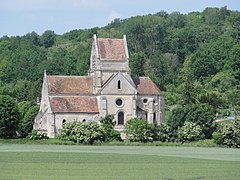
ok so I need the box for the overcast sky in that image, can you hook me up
[0,0,239,37]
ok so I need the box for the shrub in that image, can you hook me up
[60,121,106,145]
[213,120,240,148]
[168,104,215,139]
[18,105,39,138]
[154,124,174,142]
[100,115,122,142]
[177,122,202,143]
[27,131,49,140]
[184,103,215,139]
[125,118,153,142]
[59,121,78,141]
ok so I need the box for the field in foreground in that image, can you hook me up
[0,145,239,180]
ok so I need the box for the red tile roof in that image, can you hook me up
[47,76,93,95]
[97,38,127,61]
[133,77,161,95]
[50,96,99,113]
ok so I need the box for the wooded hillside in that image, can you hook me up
[0,7,239,120]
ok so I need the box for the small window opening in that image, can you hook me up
[153,113,156,124]
[117,80,121,90]
[116,98,123,107]
[143,98,148,104]
[118,111,124,125]
[62,119,66,126]
[82,119,86,123]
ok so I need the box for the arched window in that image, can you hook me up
[118,111,124,125]
[117,80,121,90]
[62,119,66,126]
[153,113,156,124]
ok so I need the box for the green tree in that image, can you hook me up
[0,95,20,138]
[18,105,39,138]
[185,104,215,139]
[181,56,196,105]
[125,118,153,142]
[13,80,40,102]
[167,106,187,133]
[227,45,240,80]
[130,52,145,76]
[100,115,122,142]
[41,30,56,48]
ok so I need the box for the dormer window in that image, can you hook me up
[117,80,121,90]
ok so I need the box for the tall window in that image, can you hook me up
[62,119,66,127]
[118,111,124,125]
[153,113,156,124]
[117,80,121,90]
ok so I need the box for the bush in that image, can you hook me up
[100,115,122,142]
[168,104,216,139]
[154,124,176,142]
[18,105,39,138]
[27,131,49,140]
[177,122,202,143]
[60,121,106,145]
[125,118,154,142]
[213,120,240,148]
[184,104,215,139]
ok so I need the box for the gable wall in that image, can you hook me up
[101,73,136,95]
[100,94,137,126]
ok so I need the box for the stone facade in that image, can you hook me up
[34,34,165,138]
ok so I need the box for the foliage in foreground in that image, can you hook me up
[0,95,20,138]
[168,104,216,139]
[59,121,106,145]
[125,118,154,142]
[27,131,49,140]
[125,118,204,144]
[18,101,39,138]
[177,122,202,143]
[213,120,240,148]
[59,115,122,145]
[100,115,122,142]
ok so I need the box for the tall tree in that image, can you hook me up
[41,30,56,48]
[181,56,196,105]
[0,95,20,138]
[130,52,145,76]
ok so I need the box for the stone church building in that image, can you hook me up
[34,34,165,138]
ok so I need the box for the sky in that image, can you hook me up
[0,0,239,37]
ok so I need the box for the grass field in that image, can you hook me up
[0,144,239,180]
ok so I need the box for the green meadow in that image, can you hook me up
[0,144,239,180]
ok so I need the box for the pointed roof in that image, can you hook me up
[50,96,98,113]
[47,76,93,95]
[96,35,129,61]
[133,77,161,95]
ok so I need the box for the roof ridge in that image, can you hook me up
[47,75,91,78]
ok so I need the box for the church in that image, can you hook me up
[34,34,165,138]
